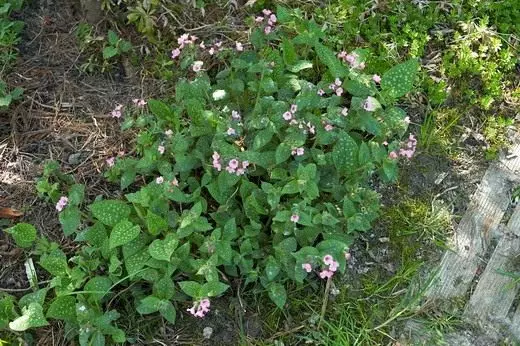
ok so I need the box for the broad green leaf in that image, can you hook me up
[109,220,141,249]
[178,281,202,298]
[281,38,297,65]
[124,249,150,276]
[159,301,176,323]
[91,200,131,226]
[265,257,280,281]
[148,99,180,131]
[102,46,118,59]
[68,184,85,206]
[46,296,76,320]
[59,206,81,236]
[107,30,118,45]
[332,134,358,174]
[154,276,175,300]
[253,127,275,150]
[287,61,313,73]
[314,42,347,78]
[267,283,286,309]
[381,59,419,99]
[39,249,68,277]
[146,211,168,236]
[84,276,112,301]
[148,234,178,261]
[136,296,161,314]
[0,295,17,329]
[84,222,108,247]
[200,281,229,297]
[7,223,36,248]
[275,143,291,164]
[9,303,48,331]
[18,288,49,309]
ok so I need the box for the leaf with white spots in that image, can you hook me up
[6,223,36,248]
[264,256,280,281]
[381,59,419,99]
[9,303,49,331]
[267,283,286,309]
[84,276,112,301]
[148,234,179,262]
[90,200,131,226]
[39,249,68,277]
[109,220,141,249]
[46,296,76,320]
[332,134,358,174]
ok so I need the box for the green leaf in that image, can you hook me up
[39,249,68,277]
[287,61,313,73]
[282,38,297,65]
[154,276,175,300]
[275,143,291,164]
[124,249,150,276]
[103,46,118,59]
[46,296,76,320]
[84,222,107,247]
[136,296,161,314]
[9,303,49,331]
[91,200,131,226]
[148,99,180,131]
[178,281,202,298]
[159,301,176,323]
[109,220,141,249]
[19,288,49,309]
[267,283,286,309]
[84,276,112,301]
[200,281,229,297]
[68,184,85,206]
[59,206,81,236]
[314,42,347,78]
[265,256,280,281]
[107,30,118,45]
[381,59,419,99]
[253,127,275,150]
[332,134,358,174]
[0,295,17,329]
[148,234,178,261]
[6,223,36,248]
[146,211,168,236]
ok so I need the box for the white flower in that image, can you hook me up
[212,90,227,100]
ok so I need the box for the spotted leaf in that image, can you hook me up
[109,220,141,249]
[90,200,131,226]
[9,302,49,331]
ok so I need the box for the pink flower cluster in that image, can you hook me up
[212,152,249,176]
[290,213,299,223]
[319,255,339,279]
[132,98,147,107]
[337,51,365,70]
[187,298,210,318]
[212,152,222,171]
[255,9,277,34]
[192,61,203,72]
[171,34,198,59]
[328,78,344,96]
[56,196,68,212]
[206,41,224,56]
[399,134,417,159]
[106,157,115,167]
[372,74,381,83]
[302,263,312,273]
[282,104,298,121]
[110,104,123,118]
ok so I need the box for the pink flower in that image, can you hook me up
[228,159,239,169]
[242,161,249,168]
[404,116,411,124]
[283,111,292,121]
[290,119,298,125]
[290,104,298,113]
[178,33,189,47]
[323,255,334,265]
[329,83,337,90]
[171,48,181,59]
[341,107,349,116]
[158,145,165,154]
[106,157,115,167]
[307,123,316,134]
[337,51,347,59]
[236,42,244,51]
[296,147,304,156]
[329,261,339,272]
[156,176,164,184]
[171,178,179,186]
[56,196,68,212]
[213,162,222,171]
[165,129,173,137]
[199,42,206,49]
[208,47,215,55]
[363,97,377,112]
[215,41,223,48]
[324,124,334,132]
[132,99,147,107]
[212,152,220,160]
[227,128,236,136]
[264,26,272,35]
[358,62,365,70]
[389,151,398,159]
[344,252,351,261]
[372,74,381,83]
[268,14,277,26]
[290,214,300,223]
[255,16,264,22]
[236,168,245,176]
[231,110,241,120]
[382,141,388,146]
[192,61,203,72]
[319,270,334,279]
[187,298,211,318]
[302,263,312,273]
[317,89,325,96]
[262,9,272,16]
[110,104,123,118]
[335,87,344,96]
[335,78,342,86]
[345,54,356,64]
[226,166,236,174]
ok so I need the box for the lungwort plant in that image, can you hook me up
[1,7,419,345]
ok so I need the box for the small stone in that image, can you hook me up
[68,152,82,165]
[203,327,213,339]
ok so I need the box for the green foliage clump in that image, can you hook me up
[0,7,419,345]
